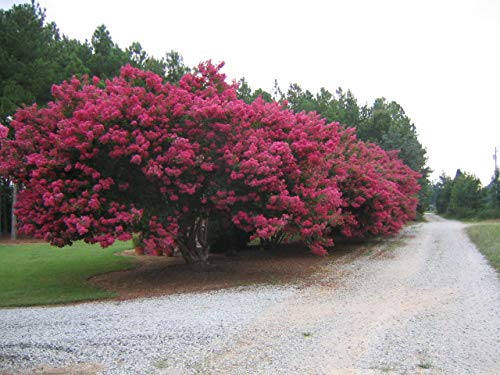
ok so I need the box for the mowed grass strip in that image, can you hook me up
[0,241,136,307]
[466,223,500,273]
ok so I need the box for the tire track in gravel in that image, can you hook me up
[202,214,500,374]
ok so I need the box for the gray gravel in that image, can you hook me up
[1,214,499,374]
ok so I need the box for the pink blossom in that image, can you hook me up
[0,124,8,139]
[131,154,142,164]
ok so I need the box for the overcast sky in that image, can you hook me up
[2,0,500,184]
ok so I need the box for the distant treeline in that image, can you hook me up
[432,169,500,219]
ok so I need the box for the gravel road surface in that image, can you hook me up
[1,214,499,374]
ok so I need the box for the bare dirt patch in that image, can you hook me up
[89,242,369,301]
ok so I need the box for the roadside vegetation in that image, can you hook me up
[0,241,135,307]
[0,2,429,307]
[466,223,500,272]
[432,169,500,220]
[1,1,429,251]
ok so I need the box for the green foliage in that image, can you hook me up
[0,1,62,121]
[432,169,500,220]
[434,173,453,214]
[477,208,500,220]
[284,84,361,127]
[253,88,274,103]
[477,170,500,219]
[0,2,190,124]
[0,3,126,123]
[88,24,128,79]
[271,79,284,102]
[164,50,190,84]
[466,223,500,272]
[286,83,317,112]
[0,240,135,307]
[417,177,432,216]
[358,98,429,179]
[448,172,484,218]
[126,41,148,67]
[126,41,169,77]
[56,36,92,78]
[333,88,361,128]
[486,169,500,209]
[236,77,253,104]
[357,98,392,142]
[236,80,274,104]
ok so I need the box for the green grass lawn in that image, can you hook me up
[0,240,136,307]
[466,223,500,273]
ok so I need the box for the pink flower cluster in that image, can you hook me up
[0,62,420,258]
[0,124,9,139]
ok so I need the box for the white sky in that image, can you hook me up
[2,0,500,184]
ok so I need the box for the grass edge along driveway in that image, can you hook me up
[466,222,500,273]
[0,240,135,307]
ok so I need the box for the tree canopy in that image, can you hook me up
[236,80,430,213]
[0,1,190,236]
[0,1,426,259]
[0,1,62,121]
[0,63,420,263]
[0,1,189,124]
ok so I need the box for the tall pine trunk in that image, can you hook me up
[10,183,17,240]
[0,189,2,235]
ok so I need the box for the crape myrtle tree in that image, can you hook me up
[0,63,420,263]
[0,1,192,238]
[224,100,347,254]
[238,80,429,214]
[0,63,236,263]
[331,134,420,238]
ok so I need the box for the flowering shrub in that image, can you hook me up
[332,139,420,238]
[0,62,420,263]
[221,102,347,255]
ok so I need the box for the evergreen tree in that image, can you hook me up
[447,172,484,218]
[164,50,190,84]
[0,1,62,121]
[489,169,500,209]
[126,41,167,76]
[236,77,253,103]
[482,169,500,218]
[88,24,128,78]
[434,173,453,215]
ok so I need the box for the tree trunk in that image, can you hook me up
[10,183,17,241]
[0,189,2,235]
[178,216,210,264]
[261,230,286,250]
[2,190,7,234]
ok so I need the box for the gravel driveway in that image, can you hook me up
[1,214,499,374]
